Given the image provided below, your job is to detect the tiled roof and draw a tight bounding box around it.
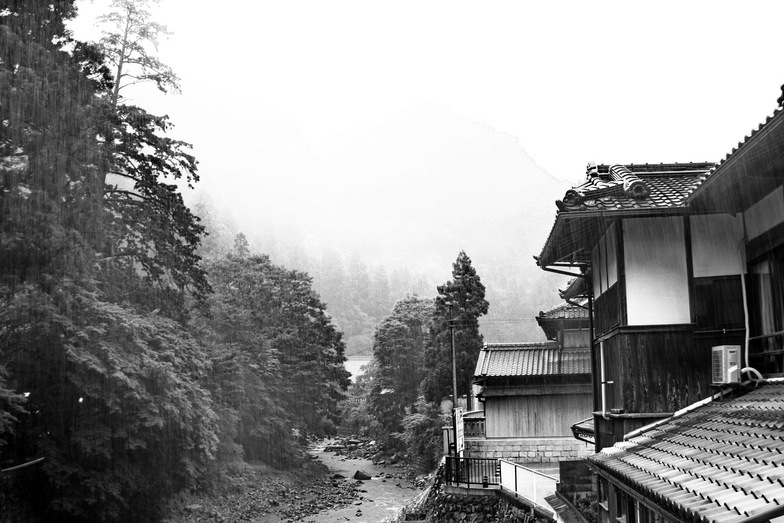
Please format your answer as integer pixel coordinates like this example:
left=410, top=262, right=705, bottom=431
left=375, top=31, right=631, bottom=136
left=474, top=342, right=591, bottom=378
left=537, top=162, right=715, bottom=267
left=687, top=106, right=784, bottom=211
left=588, top=381, right=784, bottom=523
left=556, top=162, right=714, bottom=214
left=572, top=417, right=595, bottom=445
left=538, top=300, right=589, bottom=320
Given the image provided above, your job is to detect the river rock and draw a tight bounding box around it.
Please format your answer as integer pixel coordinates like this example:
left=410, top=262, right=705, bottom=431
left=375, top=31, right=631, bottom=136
left=353, top=470, right=372, bottom=480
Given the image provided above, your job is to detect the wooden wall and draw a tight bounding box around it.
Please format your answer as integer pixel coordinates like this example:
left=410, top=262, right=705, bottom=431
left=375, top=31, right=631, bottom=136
left=484, top=393, right=592, bottom=438
left=600, top=328, right=709, bottom=414
left=594, top=284, right=620, bottom=336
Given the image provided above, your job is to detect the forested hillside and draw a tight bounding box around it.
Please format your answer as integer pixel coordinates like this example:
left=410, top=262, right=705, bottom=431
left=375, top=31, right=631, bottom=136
left=0, top=3, right=348, bottom=521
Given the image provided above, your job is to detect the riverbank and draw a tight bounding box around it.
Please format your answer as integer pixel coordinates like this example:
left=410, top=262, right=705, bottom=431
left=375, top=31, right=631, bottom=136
left=163, top=439, right=427, bottom=523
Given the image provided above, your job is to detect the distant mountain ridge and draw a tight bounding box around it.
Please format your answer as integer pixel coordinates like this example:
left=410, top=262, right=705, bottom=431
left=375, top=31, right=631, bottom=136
left=192, top=103, right=573, bottom=351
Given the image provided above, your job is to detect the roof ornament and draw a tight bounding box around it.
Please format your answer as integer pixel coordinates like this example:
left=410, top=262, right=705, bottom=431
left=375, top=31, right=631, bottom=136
left=586, top=161, right=599, bottom=179
left=608, top=164, right=650, bottom=200
left=778, top=82, right=784, bottom=107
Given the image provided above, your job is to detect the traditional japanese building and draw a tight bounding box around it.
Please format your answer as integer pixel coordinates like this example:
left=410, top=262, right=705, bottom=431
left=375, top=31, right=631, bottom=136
left=467, top=301, right=593, bottom=465
left=537, top=91, right=784, bottom=522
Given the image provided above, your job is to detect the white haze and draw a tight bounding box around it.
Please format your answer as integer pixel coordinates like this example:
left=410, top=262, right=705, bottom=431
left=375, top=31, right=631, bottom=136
left=69, top=0, right=784, bottom=341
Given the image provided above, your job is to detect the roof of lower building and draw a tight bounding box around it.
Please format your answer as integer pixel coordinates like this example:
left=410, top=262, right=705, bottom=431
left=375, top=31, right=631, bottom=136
left=537, top=300, right=589, bottom=321
left=587, top=380, right=784, bottom=523
left=474, top=342, right=591, bottom=378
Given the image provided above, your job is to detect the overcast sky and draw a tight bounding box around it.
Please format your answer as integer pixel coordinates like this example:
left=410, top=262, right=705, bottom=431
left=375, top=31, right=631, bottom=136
left=70, top=0, right=784, bottom=186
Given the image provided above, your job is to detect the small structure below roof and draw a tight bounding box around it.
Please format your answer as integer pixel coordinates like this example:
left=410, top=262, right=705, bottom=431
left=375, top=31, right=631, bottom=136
left=535, top=300, right=589, bottom=342
left=468, top=342, right=593, bottom=466
left=587, top=380, right=784, bottom=523
left=570, top=417, right=594, bottom=446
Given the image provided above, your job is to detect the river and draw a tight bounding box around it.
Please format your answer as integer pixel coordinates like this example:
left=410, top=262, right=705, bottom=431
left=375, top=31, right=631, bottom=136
left=345, top=358, right=371, bottom=381
left=251, top=440, right=425, bottom=523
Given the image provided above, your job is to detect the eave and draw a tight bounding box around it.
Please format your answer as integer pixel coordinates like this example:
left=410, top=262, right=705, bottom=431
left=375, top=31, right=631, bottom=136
left=537, top=206, right=691, bottom=268
left=688, top=107, right=784, bottom=213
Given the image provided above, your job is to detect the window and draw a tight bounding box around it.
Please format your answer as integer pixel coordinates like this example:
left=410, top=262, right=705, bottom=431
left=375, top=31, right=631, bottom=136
left=749, top=245, right=784, bottom=374
left=598, top=478, right=610, bottom=523
left=693, top=276, right=744, bottom=329
left=592, top=223, right=618, bottom=297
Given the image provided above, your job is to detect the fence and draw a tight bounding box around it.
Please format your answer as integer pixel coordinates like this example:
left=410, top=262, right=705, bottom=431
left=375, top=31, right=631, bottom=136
left=444, top=456, right=500, bottom=488
left=499, top=459, right=559, bottom=513
left=443, top=456, right=559, bottom=517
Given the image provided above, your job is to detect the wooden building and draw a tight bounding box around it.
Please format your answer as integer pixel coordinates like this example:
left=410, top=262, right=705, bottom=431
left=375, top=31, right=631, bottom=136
left=588, top=380, right=784, bottom=523
left=537, top=91, right=784, bottom=522
left=474, top=341, right=591, bottom=439
left=537, top=160, right=749, bottom=451
left=466, top=301, right=593, bottom=463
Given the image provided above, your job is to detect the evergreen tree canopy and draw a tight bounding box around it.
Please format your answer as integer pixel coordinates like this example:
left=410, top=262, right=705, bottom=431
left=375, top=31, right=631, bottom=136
left=369, top=295, right=434, bottom=449
left=0, top=2, right=216, bottom=520
left=421, top=251, right=488, bottom=404
left=198, top=254, right=350, bottom=466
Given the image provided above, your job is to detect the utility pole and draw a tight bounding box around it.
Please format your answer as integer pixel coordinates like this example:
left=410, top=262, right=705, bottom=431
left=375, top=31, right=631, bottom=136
left=443, top=283, right=461, bottom=459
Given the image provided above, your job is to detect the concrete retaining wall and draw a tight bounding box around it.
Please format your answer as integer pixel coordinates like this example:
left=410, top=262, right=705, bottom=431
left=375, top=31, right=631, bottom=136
left=464, top=437, right=593, bottom=464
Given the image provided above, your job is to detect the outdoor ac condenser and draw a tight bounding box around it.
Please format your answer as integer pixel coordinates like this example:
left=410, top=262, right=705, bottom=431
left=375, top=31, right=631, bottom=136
left=712, top=345, right=740, bottom=385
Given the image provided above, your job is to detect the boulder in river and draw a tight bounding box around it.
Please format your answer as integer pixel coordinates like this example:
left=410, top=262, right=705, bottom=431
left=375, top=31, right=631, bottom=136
left=353, top=470, right=372, bottom=480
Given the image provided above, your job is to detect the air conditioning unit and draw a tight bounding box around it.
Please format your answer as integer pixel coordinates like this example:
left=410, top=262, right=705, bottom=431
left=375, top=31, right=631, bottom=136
left=712, top=345, right=740, bottom=385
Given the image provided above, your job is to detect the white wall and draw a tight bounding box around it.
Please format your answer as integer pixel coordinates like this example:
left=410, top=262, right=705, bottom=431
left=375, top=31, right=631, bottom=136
left=745, top=186, right=784, bottom=240
left=624, top=217, right=690, bottom=325
left=690, top=214, right=744, bottom=277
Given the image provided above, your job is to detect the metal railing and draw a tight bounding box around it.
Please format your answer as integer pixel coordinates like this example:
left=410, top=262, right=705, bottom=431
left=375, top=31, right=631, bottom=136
left=445, top=456, right=500, bottom=488
left=443, top=456, right=559, bottom=517
left=499, top=459, right=558, bottom=514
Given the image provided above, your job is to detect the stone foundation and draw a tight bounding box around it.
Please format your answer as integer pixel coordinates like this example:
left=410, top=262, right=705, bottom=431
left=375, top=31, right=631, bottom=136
left=464, top=437, right=593, bottom=464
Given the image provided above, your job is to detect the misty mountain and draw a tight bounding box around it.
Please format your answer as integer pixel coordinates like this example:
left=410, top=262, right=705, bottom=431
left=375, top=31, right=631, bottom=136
left=191, top=103, right=573, bottom=353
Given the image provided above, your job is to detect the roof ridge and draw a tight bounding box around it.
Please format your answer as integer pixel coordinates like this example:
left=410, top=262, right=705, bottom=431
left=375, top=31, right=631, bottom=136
left=483, top=341, right=559, bottom=350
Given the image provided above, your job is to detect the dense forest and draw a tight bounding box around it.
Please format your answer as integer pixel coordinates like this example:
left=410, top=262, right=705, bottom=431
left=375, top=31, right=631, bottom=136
left=341, top=251, right=491, bottom=471
left=193, top=192, right=559, bottom=360
left=0, top=2, right=349, bottom=521
left=0, top=2, right=569, bottom=521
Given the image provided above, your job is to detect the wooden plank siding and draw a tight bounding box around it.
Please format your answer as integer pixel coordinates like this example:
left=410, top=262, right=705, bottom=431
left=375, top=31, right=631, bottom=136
left=485, top=393, right=593, bottom=438
left=599, top=328, right=708, bottom=414
left=594, top=283, right=620, bottom=336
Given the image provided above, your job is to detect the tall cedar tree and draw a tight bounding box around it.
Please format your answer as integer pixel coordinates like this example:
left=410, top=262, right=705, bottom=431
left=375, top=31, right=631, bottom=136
left=0, top=2, right=217, bottom=521
left=421, top=251, right=489, bottom=404
left=369, top=295, right=433, bottom=450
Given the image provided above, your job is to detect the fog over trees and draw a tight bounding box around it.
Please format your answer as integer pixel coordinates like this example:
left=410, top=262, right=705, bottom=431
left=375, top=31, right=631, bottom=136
left=191, top=105, right=571, bottom=356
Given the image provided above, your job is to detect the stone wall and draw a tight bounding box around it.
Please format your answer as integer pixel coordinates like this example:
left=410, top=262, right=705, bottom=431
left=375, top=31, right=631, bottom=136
left=464, top=437, right=593, bottom=464
left=426, top=492, right=548, bottom=523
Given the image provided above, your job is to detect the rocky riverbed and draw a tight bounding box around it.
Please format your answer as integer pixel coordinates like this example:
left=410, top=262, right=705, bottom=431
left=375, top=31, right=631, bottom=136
left=164, top=438, right=429, bottom=523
